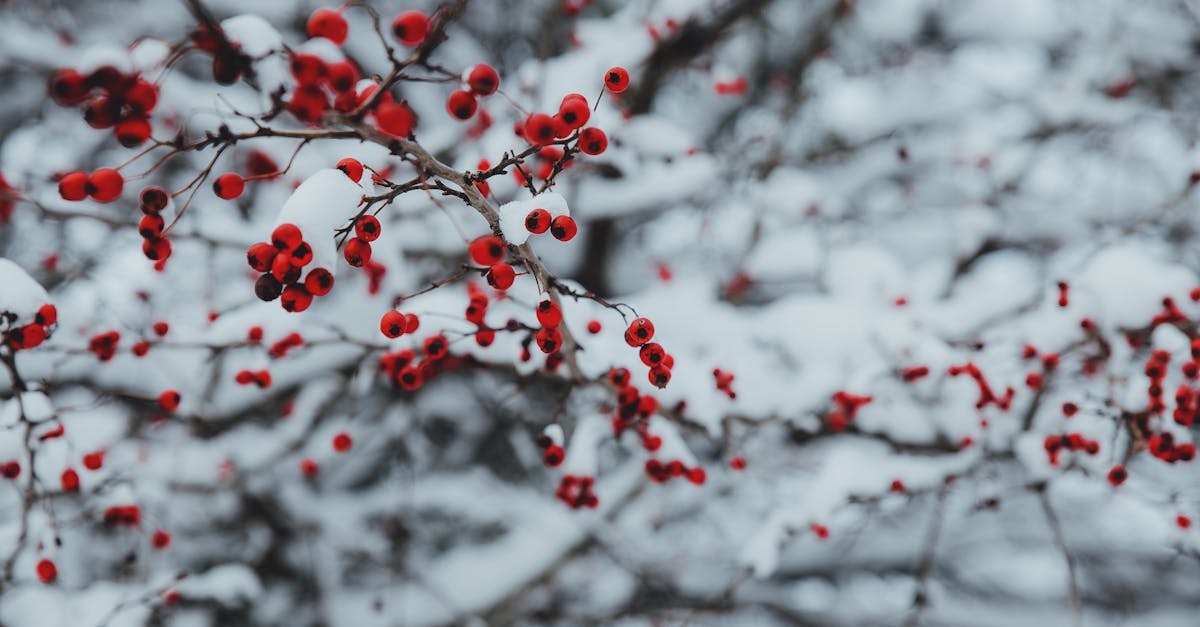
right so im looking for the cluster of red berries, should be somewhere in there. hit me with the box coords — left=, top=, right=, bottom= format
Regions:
left=88, top=330, right=121, bottom=361
left=137, top=186, right=173, bottom=264
left=523, top=208, right=578, bottom=242
left=713, top=368, right=736, bottom=399
left=463, top=283, right=499, bottom=347
left=446, top=64, right=499, bottom=121
left=826, top=390, right=873, bottom=431
left=1151, top=296, right=1187, bottom=326
left=286, top=48, right=363, bottom=123
left=555, top=474, right=598, bottom=509
left=623, top=317, right=672, bottom=388
left=247, top=223, right=333, bottom=312
left=49, top=66, right=157, bottom=147
left=1144, top=349, right=1171, bottom=414
left=234, top=369, right=272, bottom=388
left=380, top=310, right=421, bottom=339
left=645, top=458, right=706, bottom=484
left=1043, top=433, right=1100, bottom=465
left=268, top=332, right=304, bottom=358
left=513, top=145, right=580, bottom=187
left=1056, top=280, right=1069, bottom=307
left=608, top=370, right=662, bottom=449
left=536, top=433, right=566, bottom=467
left=948, top=362, right=1015, bottom=411
left=345, top=220, right=381, bottom=272
left=1147, top=431, right=1196, bottom=464
left=376, top=334, right=452, bottom=392
left=4, top=303, right=56, bottom=350
left=102, top=504, right=142, bottom=526
left=58, top=168, right=124, bottom=203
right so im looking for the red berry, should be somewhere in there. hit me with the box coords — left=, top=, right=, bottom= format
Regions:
left=543, top=444, right=565, bottom=467
left=152, top=322, right=169, bottom=337
left=159, top=390, right=181, bottom=411
left=639, top=342, right=665, bottom=366
left=60, top=468, right=80, bottom=491
left=327, top=61, right=358, bottom=92
left=475, top=329, right=496, bottom=347
left=558, top=97, right=590, bottom=129
left=115, top=117, right=152, bottom=148
left=87, top=168, right=123, bottom=202
left=280, top=285, right=314, bottom=312
left=469, top=235, right=505, bottom=266
left=337, top=157, right=363, bottom=182
left=487, top=263, right=516, bottom=290
left=392, top=11, right=430, bottom=46
left=1, top=461, right=19, bottom=479
left=35, top=304, right=57, bottom=327
left=375, top=100, right=416, bottom=138
left=58, top=171, right=89, bottom=201
left=288, top=241, right=314, bottom=267
left=604, top=67, right=630, bottom=93
left=524, top=113, right=557, bottom=145
left=301, top=458, right=319, bottom=477
left=730, top=456, right=746, bottom=470
left=151, top=530, right=171, bottom=549
left=304, top=267, right=334, bottom=296
left=36, top=559, right=57, bottom=584
left=404, top=313, right=420, bottom=333
left=467, top=64, right=500, bottom=96
left=355, top=215, right=382, bottom=241
left=1108, top=464, right=1128, bottom=487
left=140, top=186, right=169, bottom=213
left=587, top=320, right=601, bottom=334
left=126, top=79, right=158, bottom=115
left=535, top=327, right=562, bottom=353
left=536, top=300, right=562, bottom=327
left=247, top=242, right=276, bottom=272
left=333, top=432, right=353, bottom=452
left=83, top=450, right=104, bottom=471
left=344, top=237, right=372, bottom=267
left=424, top=335, right=449, bottom=360
left=550, top=215, right=577, bottom=241
left=578, top=127, right=608, bottom=155
left=648, top=364, right=671, bottom=388
left=525, top=208, right=551, bottom=233
left=138, top=214, right=164, bottom=239
left=381, top=310, right=406, bottom=338
left=213, top=173, right=245, bottom=199
left=447, top=90, right=477, bottom=120
left=625, top=317, right=654, bottom=346
left=142, top=237, right=172, bottom=262
left=49, top=68, right=88, bottom=105
left=686, top=467, right=706, bottom=485
left=271, top=223, right=303, bottom=251
left=307, top=8, right=349, bottom=45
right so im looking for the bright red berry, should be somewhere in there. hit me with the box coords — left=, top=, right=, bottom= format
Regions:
left=604, top=67, right=630, bottom=93
left=87, top=168, right=123, bottom=202
left=36, top=559, right=57, bottom=584
left=271, top=223, right=303, bottom=251
left=304, top=267, right=334, bottom=296
left=536, top=300, right=562, bottom=327
left=391, top=11, right=430, bottom=46
left=355, top=215, right=382, bottom=241
left=159, top=390, right=181, bottom=412
left=558, top=96, right=590, bottom=129
left=58, top=171, right=89, bottom=201
left=587, top=320, right=601, bottom=334
left=467, top=64, right=499, bottom=96
left=550, top=215, right=577, bottom=241
left=344, top=237, right=372, bottom=267
left=307, top=8, right=349, bottom=45
left=83, top=450, right=104, bottom=471
left=333, top=432, right=353, bottom=452
left=381, top=310, right=406, bottom=338
left=625, top=318, right=654, bottom=346
left=469, top=235, right=505, bottom=266
left=337, top=157, right=364, bottom=182
left=280, top=285, right=314, bottom=312
left=447, top=90, right=478, bottom=120
left=524, top=113, right=557, bottom=145
left=115, top=117, right=152, bottom=148
left=213, top=173, right=245, bottom=199
left=524, top=209, right=551, bottom=233
left=151, top=530, right=171, bottom=549
left=578, top=127, right=607, bottom=155
left=60, top=468, right=80, bottom=491
left=301, top=458, right=319, bottom=477
left=487, top=263, right=515, bottom=290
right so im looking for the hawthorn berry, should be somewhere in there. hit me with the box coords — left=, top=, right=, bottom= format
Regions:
left=327, top=61, right=358, bottom=92
left=604, top=66, right=630, bottom=93
left=609, top=367, right=630, bottom=387
left=83, top=451, right=104, bottom=471
left=587, top=320, right=602, bottom=334
left=524, top=113, right=557, bottom=145
left=138, top=214, right=164, bottom=239
left=550, top=215, right=577, bottom=241
left=355, top=215, right=382, bottom=241
left=332, top=432, right=353, bottom=452
left=404, top=313, right=421, bottom=333
left=730, top=456, right=747, bottom=470
left=686, top=467, right=706, bottom=485
left=525, top=209, right=551, bottom=234
left=625, top=318, right=654, bottom=346
left=469, top=235, right=505, bottom=266
left=396, top=365, right=423, bottom=390
left=381, top=310, right=407, bottom=338
left=304, top=268, right=334, bottom=296
left=271, top=223, right=303, bottom=251
left=300, top=458, right=319, bottom=477
left=159, top=390, right=181, bottom=412
left=475, top=329, right=496, bottom=346
left=536, top=300, right=563, bottom=327
left=487, top=263, right=516, bottom=290
left=281, top=285, right=314, bottom=312
left=375, top=100, right=416, bottom=137
left=152, top=322, right=169, bottom=337
left=424, top=335, right=449, bottom=360
left=213, top=173, right=245, bottom=199
left=648, top=364, right=671, bottom=388
left=247, top=242, right=275, bottom=272
left=126, top=79, right=158, bottom=114
left=1108, top=464, right=1128, bottom=486
left=467, top=64, right=499, bottom=96
left=307, top=8, right=349, bottom=45
left=446, top=90, right=477, bottom=120
left=639, top=342, right=665, bottom=366
left=1, top=461, right=19, bottom=479
left=115, top=117, right=151, bottom=147
left=58, top=171, right=89, bottom=201
left=151, top=530, right=171, bottom=549
left=535, top=326, right=563, bottom=353
left=49, top=68, right=88, bottom=106
left=392, top=11, right=430, bottom=46
left=543, top=444, right=565, bottom=467
left=87, top=168, right=123, bottom=202
left=558, top=96, right=590, bottom=129
left=255, top=274, right=283, bottom=301
left=578, top=127, right=608, bottom=155
left=142, top=237, right=172, bottom=262
left=344, top=237, right=372, bottom=267
left=60, top=468, right=79, bottom=492
left=337, top=157, right=364, bottom=182
left=289, top=241, right=314, bottom=267
left=36, top=559, right=57, bottom=584
left=140, top=186, right=168, bottom=213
